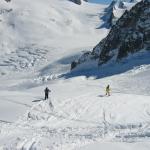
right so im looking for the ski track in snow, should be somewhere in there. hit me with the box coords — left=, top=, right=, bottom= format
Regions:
left=1, top=88, right=150, bottom=149
left=0, top=97, right=32, bottom=108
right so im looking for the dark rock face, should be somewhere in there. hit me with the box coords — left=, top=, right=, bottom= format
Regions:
left=100, top=1, right=116, bottom=28
left=101, top=0, right=141, bottom=29
left=98, top=0, right=150, bottom=64
left=4, top=0, right=11, bottom=2
left=71, top=0, right=150, bottom=70
left=69, top=0, right=81, bottom=5
left=69, top=0, right=88, bottom=5
left=71, top=51, right=92, bottom=70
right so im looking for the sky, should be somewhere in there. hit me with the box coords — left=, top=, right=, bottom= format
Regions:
left=89, top=0, right=112, bottom=4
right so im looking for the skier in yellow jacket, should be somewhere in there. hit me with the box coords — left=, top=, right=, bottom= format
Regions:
left=106, top=85, right=111, bottom=96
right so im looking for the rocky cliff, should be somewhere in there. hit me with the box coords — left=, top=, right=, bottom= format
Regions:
left=101, top=0, right=140, bottom=28
left=69, top=0, right=88, bottom=5
left=71, top=0, right=150, bottom=69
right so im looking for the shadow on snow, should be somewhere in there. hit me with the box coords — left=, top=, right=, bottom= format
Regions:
left=60, top=51, right=150, bottom=79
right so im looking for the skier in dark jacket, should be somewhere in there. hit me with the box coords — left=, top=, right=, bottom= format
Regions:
left=44, top=87, right=51, bottom=100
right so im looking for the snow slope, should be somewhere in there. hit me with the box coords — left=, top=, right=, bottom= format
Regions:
left=112, top=0, right=142, bottom=19
left=77, top=142, right=150, bottom=150
left=0, top=0, right=108, bottom=121
left=0, top=51, right=150, bottom=149
left=0, top=0, right=150, bottom=150
left=0, top=0, right=108, bottom=76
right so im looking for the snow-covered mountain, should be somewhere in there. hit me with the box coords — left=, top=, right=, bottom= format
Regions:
left=0, top=0, right=107, bottom=76
left=100, top=0, right=141, bottom=28
left=71, top=0, right=150, bottom=69
left=0, top=0, right=150, bottom=150
left=0, top=0, right=108, bottom=120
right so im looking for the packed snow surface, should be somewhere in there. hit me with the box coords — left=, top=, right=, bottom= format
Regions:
left=0, top=0, right=150, bottom=150
left=0, top=0, right=108, bottom=121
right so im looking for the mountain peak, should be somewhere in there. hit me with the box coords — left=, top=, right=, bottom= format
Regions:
left=71, top=0, right=150, bottom=69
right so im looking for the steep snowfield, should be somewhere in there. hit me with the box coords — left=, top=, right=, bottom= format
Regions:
left=0, top=0, right=107, bottom=75
left=0, top=0, right=150, bottom=150
left=0, top=0, right=108, bottom=121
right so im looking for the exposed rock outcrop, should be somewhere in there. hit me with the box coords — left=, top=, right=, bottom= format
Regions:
left=4, top=0, right=11, bottom=2
left=71, top=0, right=150, bottom=70
left=101, top=0, right=140, bottom=28
left=69, top=0, right=88, bottom=5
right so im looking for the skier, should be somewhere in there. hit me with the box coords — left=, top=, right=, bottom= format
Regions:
left=44, top=87, right=51, bottom=100
left=106, top=85, right=111, bottom=96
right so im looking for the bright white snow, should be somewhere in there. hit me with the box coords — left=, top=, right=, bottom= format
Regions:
left=0, top=0, right=150, bottom=150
